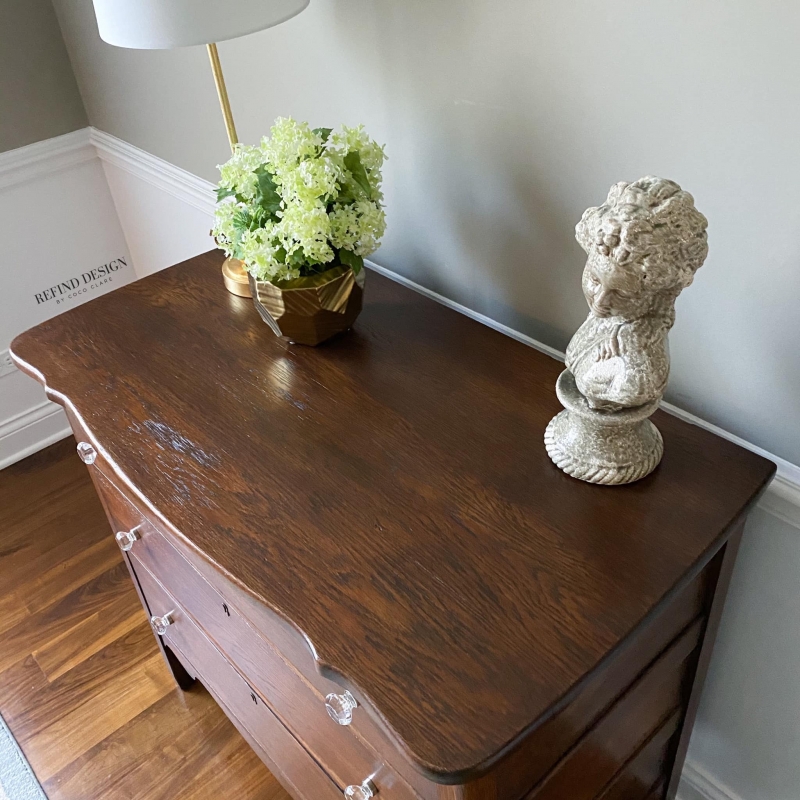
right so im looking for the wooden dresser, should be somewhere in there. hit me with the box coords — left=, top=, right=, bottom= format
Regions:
left=11, top=251, right=774, bottom=800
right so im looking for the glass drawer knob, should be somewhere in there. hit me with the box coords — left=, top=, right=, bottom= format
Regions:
left=326, top=691, right=358, bottom=725
left=150, top=612, right=174, bottom=636
left=115, top=527, right=140, bottom=552
left=77, top=442, right=97, bottom=464
left=344, top=780, right=376, bottom=800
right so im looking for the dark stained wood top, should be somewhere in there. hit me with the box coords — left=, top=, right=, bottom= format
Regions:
left=11, top=250, right=775, bottom=781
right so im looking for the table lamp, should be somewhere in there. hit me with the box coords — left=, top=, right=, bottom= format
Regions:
left=90, top=0, right=311, bottom=298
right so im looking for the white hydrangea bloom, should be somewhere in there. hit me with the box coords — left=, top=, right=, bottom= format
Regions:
left=212, top=117, right=386, bottom=283
left=276, top=201, right=334, bottom=265
left=260, top=118, right=322, bottom=181
left=282, top=158, right=340, bottom=205
left=239, top=226, right=283, bottom=281
left=329, top=125, right=386, bottom=187
left=330, top=200, right=386, bottom=257
left=217, top=144, right=263, bottom=200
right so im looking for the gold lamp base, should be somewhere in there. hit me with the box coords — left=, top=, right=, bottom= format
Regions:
left=222, top=257, right=252, bottom=298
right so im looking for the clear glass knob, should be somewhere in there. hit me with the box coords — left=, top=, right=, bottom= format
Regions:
left=76, top=442, right=97, bottom=464
left=326, top=691, right=358, bottom=725
left=115, top=527, right=140, bottom=552
left=150, top=612, right=174, bottom=636
left=344, top=780, right=376, bottom=800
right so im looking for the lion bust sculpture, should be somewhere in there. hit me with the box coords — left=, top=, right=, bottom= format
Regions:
left=545, top=177, right=709, bottom=485
left=566, top=176, right=708, bottom=411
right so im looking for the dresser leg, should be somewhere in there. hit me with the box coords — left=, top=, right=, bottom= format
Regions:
left=164, top=644, right=197, bottom=691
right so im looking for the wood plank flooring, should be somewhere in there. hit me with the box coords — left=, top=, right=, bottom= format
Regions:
left=0, top=437, right=291, bottom=800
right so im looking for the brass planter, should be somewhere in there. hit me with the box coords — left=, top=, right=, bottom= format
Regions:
left=248, top=265, right=365, bottom=346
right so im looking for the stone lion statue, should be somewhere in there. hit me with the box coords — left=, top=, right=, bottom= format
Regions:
left=565, top=176, right=709, bottom=411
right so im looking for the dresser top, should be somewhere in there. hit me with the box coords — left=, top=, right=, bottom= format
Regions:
left=12, top=251, right=774, bottom=780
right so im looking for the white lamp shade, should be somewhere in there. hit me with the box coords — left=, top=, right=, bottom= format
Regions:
left=92, top=0, right=310, bottom=49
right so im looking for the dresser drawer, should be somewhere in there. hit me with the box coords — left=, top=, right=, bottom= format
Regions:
left=94, top=469, right=420, bottom=800
left=595, top=710, right=679, bottom=800
left=131, top=559, right=342, bottom=800
left=524, top=619, right=701, bottom=800
left=75, top=436, right=435, bottom=798
left=173, top=542, right=439, bottom=799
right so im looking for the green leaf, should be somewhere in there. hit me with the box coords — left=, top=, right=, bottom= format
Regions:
left=232, top=208, right=251, bottom=230
left=253, top=166, right=282, bottom=219
left=313, top=127, right=333, bottom=144
left=287, top=247, right=320, bottom=269
left=335, top=182, right=358, bottom=206
left=216, top=186, right=237, bottom=202
left=338, top=249, right=363, bottom=275
left=343, top=150, right=372, bottom=199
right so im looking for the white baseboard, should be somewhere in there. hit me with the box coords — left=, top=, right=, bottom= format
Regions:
left=0, top=400, right=71, bottom=471
left=677, top=760, right=745, bottom=800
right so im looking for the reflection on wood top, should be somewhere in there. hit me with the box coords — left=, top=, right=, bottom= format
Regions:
left=11, top=250, right=775, bottom=780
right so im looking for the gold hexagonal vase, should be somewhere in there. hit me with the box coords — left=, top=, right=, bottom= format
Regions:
left=248, top=265, right=365, bottom=346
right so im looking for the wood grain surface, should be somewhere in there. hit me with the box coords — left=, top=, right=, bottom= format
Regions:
left=10, top=249, right=775, bottom=780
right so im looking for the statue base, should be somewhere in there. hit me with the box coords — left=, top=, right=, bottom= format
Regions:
left=544, top=370, right=664, bottom=485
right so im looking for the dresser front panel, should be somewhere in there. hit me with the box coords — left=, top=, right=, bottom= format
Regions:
left=131, top=556, right=342, bottom=800
left=84, top=442, right=715, bottom=800
left=94, top=472, right=423, bottom=800
left=88, top=456, right=436, bottom=800
left=523, top=619, right=700, bottom=800
left=177, top=534, right=440, bottom=797
left=594, top=711, right=679, bottom=800
left=66, top=401, right=739, bottom=800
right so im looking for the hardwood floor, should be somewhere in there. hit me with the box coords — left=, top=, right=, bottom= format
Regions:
left=0, top=437, right=290, bottom=800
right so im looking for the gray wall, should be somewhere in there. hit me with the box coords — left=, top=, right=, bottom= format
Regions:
left=0, top=0, right=87, bottom=153
left=51, top=0, right=800, bottom=468
left=691, top=507, right=800, bottom=799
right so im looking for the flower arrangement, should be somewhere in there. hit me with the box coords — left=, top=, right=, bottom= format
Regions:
left=213, top=117, right=386, bottom=284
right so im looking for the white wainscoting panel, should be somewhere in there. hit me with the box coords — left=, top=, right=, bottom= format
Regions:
left=0, top=129, right=133, bottom=469
left=90, top=129, right=215, bottom=278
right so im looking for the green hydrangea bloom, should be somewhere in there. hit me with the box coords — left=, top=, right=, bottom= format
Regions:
left=213, top=118, right=386, bottom=283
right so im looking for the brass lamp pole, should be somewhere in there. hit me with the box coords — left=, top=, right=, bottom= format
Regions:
left=206, top=44, right=253, bottom=298
left=89, top=0, right=311, bottom=299
left=207, top=43, right=239, bottom=149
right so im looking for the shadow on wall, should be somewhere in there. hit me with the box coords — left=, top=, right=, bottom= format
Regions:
left=321, top=0, right=800, bottom=465
left=352, top=0, right=585, bottom=351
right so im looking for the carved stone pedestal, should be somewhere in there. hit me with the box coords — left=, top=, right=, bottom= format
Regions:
left=545, top=370, right=663, bottom=485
